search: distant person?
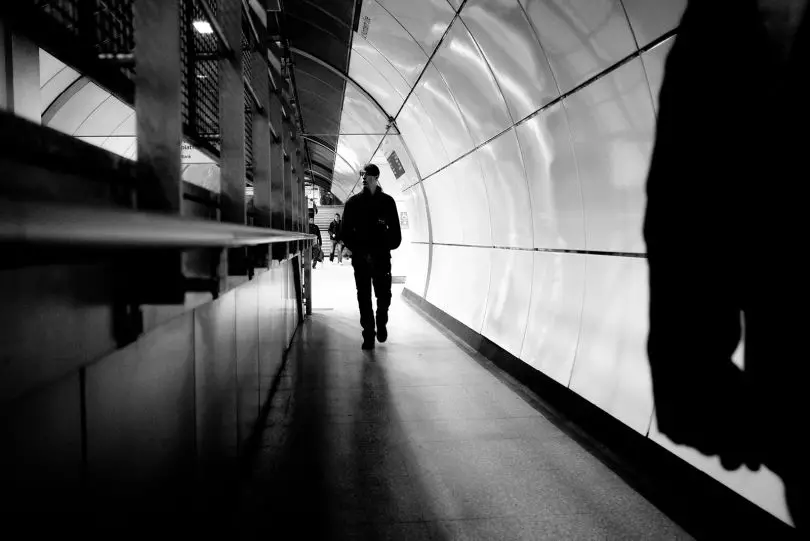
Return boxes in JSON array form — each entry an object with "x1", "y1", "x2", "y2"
[
  {"x1": 328, "y1": 213, "x2": 344, "y2": 264},
  {"x1": 341, "y1": 164, "x2": 402, "y2": 350},
  {"x1": 309, "y1": 216, "x2": 323, "y2": 269},
  {"x1": 644, "y1": 0, "x2": 809, "y2": 528}
]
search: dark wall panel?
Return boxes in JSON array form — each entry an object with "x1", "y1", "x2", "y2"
[
  {"x1": 4, "y1": 258, "x2": 300, "y2": 521},
  {"x1": 85, "y1": 312, "x2": 196, "y2": 510},
  {"x1": 0, "y1": 263, "x2": 116, "y2": 402},
  {"x1": 0, "y1": 372, "x2": 82, "y2": 513},
  {"x1": 236, "y1": 277, "x2": 260, "y2": 452},
  {"x1": 194, "y1": 290, "x2": 238, "y2": 473},
  {"x1": 258, "y1": 266, "x2": 285, "y2": 400}
]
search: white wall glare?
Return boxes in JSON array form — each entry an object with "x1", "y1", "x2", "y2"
[{"x1": 193, "y1": 20, "x2": 214, "y2": 34}]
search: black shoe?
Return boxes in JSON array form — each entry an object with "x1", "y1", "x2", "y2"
[
  {"x1": 376, "y1": 324, "x2": 387, "y2": 343},
  {"x1": 362, "y1": 337, "x2": 375, "y2": 350}
]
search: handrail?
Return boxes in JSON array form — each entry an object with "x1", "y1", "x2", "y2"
[{"x1": 0, "y1": 199, "x2": 314, "y2": 248}]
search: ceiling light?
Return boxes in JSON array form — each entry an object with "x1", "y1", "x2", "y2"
[{"x1": 193, "y1": 21, "x2": 214, "y2": 34}]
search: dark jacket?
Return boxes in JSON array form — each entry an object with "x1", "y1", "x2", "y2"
[
  {"x1": 643, "y1": 0, "x2": 809, "y2": 508},
  {"x1": 309, "y1": 223, "x2": 322, "y2": 245},
  {"x1": 341, "y1": 186, "x2": 401, "y2": 257},
  {"x1": 328, "y1": 219, "x2": 342, "y2": 242}
]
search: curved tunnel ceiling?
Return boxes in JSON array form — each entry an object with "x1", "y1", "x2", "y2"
[
  {"x1": 315, "y1": 0, "x2": 796, "y2": 527},
  {"x1": 39, "y1": 50, "x2": 219, "y2": 192}
]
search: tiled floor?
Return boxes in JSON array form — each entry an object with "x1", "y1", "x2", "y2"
[{"x1": 241, "y1": 261, "x2": 692, "y2": 540}]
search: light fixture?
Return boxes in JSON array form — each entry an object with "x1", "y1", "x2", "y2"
[{"x1": 193, "y1": 20, "x2": 213, "y2": 34}]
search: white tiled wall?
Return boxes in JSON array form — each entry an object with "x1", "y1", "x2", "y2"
[{"x1": 376, "y1": 0, "x2": 789, "y2": 525}]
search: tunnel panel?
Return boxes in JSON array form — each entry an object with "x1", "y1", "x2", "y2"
[
  {"x1": 349, "y1": 41, "x2": 411, "y2": 115},
  {"x1": 520, "y1": 0, "x2": 636, "y2": 94},
  {"x1": 85, "y1": 313, "x2": 196, "y2": 487},
  {"x1": 448, "y1": 151, "x2": 493, "y2": 246},
  {"x1": 404, "y1": 242, "x2": 431, "y2": 297},
  {"x1": 520, "y1": 251, "x2": 586, "y2": 385},
  {"x1": 236, "y1": 278, "x2": 260, "y2": 451},
  {"x1": 427, "y1": 245, "x2": 491, "y2": 332},
  {"x1": 360, "y1": 0, "x2": 429, "y2": 86},
  {"x1": 567, "y1": 255, "x2": 652, "y2": 434},
  {"x1": 46, "y1": 82, "x2": 109, "y2": 134},
  {"x1": 339, "y1": 84, "x2": 390, "y2": 135},
  {"x1": 39, "y1": 49, "x2": 65, "y2": 85},
  {"x1": 40, "y1": 67, "x2": 81, "y2": 115},
  {"x1": 401, "y1": 184, "x2": 430, "y2": 244},
  {"x1": 481, "y1": 248, "x2": 534, "y2": 357},
  {"x1": 431, "y1": 19, "x2": 513, "y2": 144},
  {"x1": 640, "y1": 36, "x2": 675, "y2": 114},
  {"x1": 376, "y1": 0, "x2": 456, "y2": 55},
  {"x1": 515, "y1": 103, "x2": 585, "y2": 250},
  {"x1": 621, "y1": 0, "x2": 686, "y2": 48},
  {"x1": 194, "y1": 291, "x2": 238, "y2": 463},
  {"x1": 462, "y1": 0, "x2": 559, "y2": 121},
  {"x1": 259, "y1": 267, "x2": 286, "y2": 401},
  {"x1": 397, "y1": 93, "x2": 451, "y2": 177},
  {"x1": 422, "y1": 168, "x2": 462, "y2": 244},
  {"x1": 475, "y1": 127, "x2": 534, "y2": 248},
  {"x1": 413, "y1": 62, "x2": 475, "y2": 163},
  {"x1": 74, "y1": 95, "x2": 132, "y2": 137},
  {"x1": 564, "y1": 58, "x2": 654, "y2": 254}
]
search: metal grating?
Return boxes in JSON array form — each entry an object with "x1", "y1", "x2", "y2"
[
  {"x1": 94, "y1": 0, "x2": 135, "y2": 67},
  {"x1": 243, "y1": 29, "x2": 254, "y2": 180},
  {"x1": 34, "y1": 0, "x2": 135, "y2": 78},
  {"x1": 186, "y1": 0, "x2": 221, "y2": 155},
  {"x1": 24, "y1": 0, "x2": 272, "y2": 176},
  {"x1": 33, "y1": 0, "x2": 80, "y2": 37}
]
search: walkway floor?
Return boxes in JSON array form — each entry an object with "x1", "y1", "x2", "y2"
[{"x1": 242, "y1": 260, "x2": 692, "y2": 540}]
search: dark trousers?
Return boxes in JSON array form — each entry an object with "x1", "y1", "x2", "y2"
[
  {"x1": 330, "y1": 240, "x2": 343, "y2": 263},
  {"x1": 352, "y1": 254, "x2": 392, "y2": 339}
]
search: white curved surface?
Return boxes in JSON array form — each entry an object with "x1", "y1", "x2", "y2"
[
  {"x1": 338, "y1": 0, "x2": 790, "y2": 525},
  {"x1": 515, "y1": 102, "x2": 585, "y2": 250}
]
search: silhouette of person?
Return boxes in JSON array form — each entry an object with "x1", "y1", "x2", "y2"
[
  {"x1": 644, "y1": 0, "x2": 809, "y2": 528},
  {"x1": 341, "y1": 164, "x2": 402, "y2": 350}
]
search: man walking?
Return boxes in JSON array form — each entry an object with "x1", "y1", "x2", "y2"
[
  {"x1": 328, "y1": 213, "x2": 344, "y2": 264},
  {"x1": 341, "y1": 164, "x2": 402, "y2": 350}
]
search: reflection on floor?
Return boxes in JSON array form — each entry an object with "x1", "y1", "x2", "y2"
[{"x1": 241, "y1": 260, "x2": 692, "y2": 540}]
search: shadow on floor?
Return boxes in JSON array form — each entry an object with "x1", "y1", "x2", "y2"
[{"x1": 237, "y1": 311, "x2": 447, "y2": 540}]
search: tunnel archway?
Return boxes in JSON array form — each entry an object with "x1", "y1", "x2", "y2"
[{"x1": 312, "y1": 0, "x2": 791, "y2": 527}]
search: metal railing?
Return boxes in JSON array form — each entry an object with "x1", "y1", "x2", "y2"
[
  {"x1": 12, "y1": 0, "x2": 286, "y2": 175},
  {"x1": 0, "y1": 199, "x2": 312, "y2": 249}
]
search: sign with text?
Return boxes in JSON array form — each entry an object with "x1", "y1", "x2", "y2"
[
  {"x1": 386, "y1": 150, "x2": 406, "y2": 179},
  {"x1": 182, "y1": 143, "x2": 215, "y2": 165},
  {"x1": 399, "y1": 211, "x2": 409, "y2": 229}
]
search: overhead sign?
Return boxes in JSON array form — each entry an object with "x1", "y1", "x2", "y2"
[
  {"x1": 182, "y1": 143, "x2": 215, "y2": 165},
  {"x1": 386, "y1": 150, "x2": 406, "y2": 179},
  {"x1": 360, "y1": 15, "x2": 371, "y2": 39}
]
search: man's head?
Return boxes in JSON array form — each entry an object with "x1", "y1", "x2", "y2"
[
  {"x1": 335, "y1": 213, "x2": 341, "y2": 220},
  {"x1": 361, "y1": 164, "x2": 380, "y2": 193}
]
